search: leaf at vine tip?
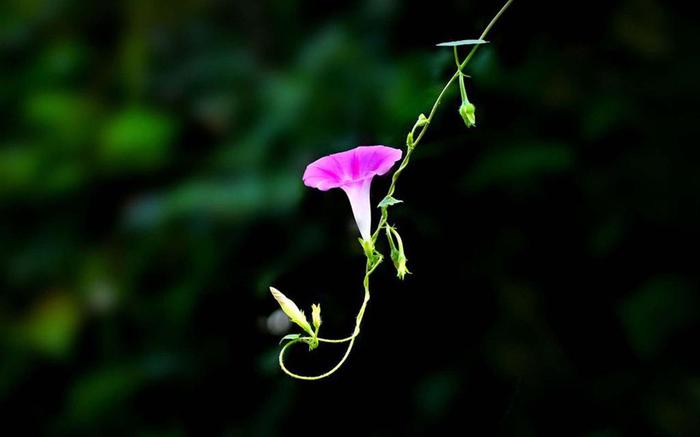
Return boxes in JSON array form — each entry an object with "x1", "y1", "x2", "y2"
[
  {"x1": 269, "y1": 287, "x2": 313, "y2": 335},
  {"x1": 436, "y1": 39, "x2": 488, "y2": 47},
  {"x1": 279, "y1": 334, "x2": 301, "y2": 345},
  {"x1": 378, "y1": 196, "x2": 403, "y2": 208}
]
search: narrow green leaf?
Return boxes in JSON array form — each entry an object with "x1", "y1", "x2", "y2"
[
  {"x1": 436, "y1": 39, "x2": 488, "y2": 47},
  {"x1": 279, "y1": 334, "x2": 301, "y2": 345},
  {"x1": 378, "y1": 196, "x2": 403, "y2": 208}
]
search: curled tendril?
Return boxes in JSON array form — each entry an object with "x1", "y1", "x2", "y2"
[
  {"x1": 275, "y1": 0, "x2": 514, "y2": 380},
  {"x1": 277, "y1": 253, "x2": 381, "y2": 380},
  {"x1": 279, "y1": 338, "x2": 356, "y2": 381}
]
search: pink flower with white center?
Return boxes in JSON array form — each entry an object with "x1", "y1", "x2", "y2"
[{"x1": 303, "y1": 145, "x2": 403, "y2": 241}]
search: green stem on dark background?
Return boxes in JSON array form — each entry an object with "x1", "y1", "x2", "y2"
[{"x1": 278, "y1": 0, "x2": 514, "y2": 381}]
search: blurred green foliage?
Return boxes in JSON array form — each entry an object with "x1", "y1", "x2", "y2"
[
  {"x1": 99, "y1": 107, "x2": 176, "y2": 171},
  {"x1": 1, "y1": 0, "x2": 699, "y2": 435}
]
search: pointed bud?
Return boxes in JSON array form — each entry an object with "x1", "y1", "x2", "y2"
[
  {"x1": 269, "y1": 287, "x2": 313, "y2": 335},
  {"x1": 311, "y1": 303, "x2": 322, "y2": 333},
  {"x1": 459, "y1": 101, "x2": 476, "y2": 128},
  {"x1": 386, "y1": 226, "x2": 411, "y2": 280},
  {"x1": 416, "y1": 113, "x2": 429, "y2": 127},
  {"x1": 390, "y1": 248, "x2": 410, "y2": 280}
]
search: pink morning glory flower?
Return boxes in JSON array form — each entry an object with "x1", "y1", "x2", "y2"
[{"x1": 303, "y1": 145, "x2": 403, "y2": 241}]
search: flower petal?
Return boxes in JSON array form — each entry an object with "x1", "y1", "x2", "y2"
[
  {"x1": 303, "y1": 145, "x2": 402, "y2": 191},
  {"x1": 302, "y1": 145, "x2": 402, "y2": 240},
  {"x1": 342, "y1": 178, "x2": 372, "y2": 241}
]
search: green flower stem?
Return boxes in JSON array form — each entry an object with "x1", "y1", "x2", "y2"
[
  {"x1": 461, "y1": 0, "x2": 514, "y2": 71},
  {"x1": 279, "y1": 337, "x2": 357, "y2": 380},
  {"x1": 278, "y1": 254, "x2": 381, "y2": 380},
  {"x1": 316, "y1": 336, "x2": 354, "y2": 344},
  {"x1": 459, "y1": 72, "x2": 468, "y2": 102},
  {"x1": 278, "y1": 0, "x2": 514, "y2": 381},
  {"x1": 374, "y1": 0, "x2": 513, "y2": 240}
]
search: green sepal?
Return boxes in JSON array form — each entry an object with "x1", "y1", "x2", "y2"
[
  {"x1": 359, "y1": 238, "x2": 383, "y2": 269},
  {"x1": 459, "y1": 102, "x2": 476, "y2": 128},
  {"x1": 306, "y1": 336, "x2": 319, "y2": 351},
  {"x1": 390, "y1": 246, "x2": 411, "y2": 280},
  {"x1": 359, "y1": 238, "x2": 374, "y2": 258}
]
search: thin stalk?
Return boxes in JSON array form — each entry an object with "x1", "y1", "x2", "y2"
[{"x1": 278, "y1": 0, "x2": 514, "y2": 380}]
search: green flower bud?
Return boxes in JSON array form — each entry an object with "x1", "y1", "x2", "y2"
[
  {"x1": 269, "y1": 287, "x2": 314, "y2": 336},
  {"x1": 311, "y1": 303, "x2": 322, "y2": 333},
  {"x1": 459, "y1": 101, "x2": 476, "y2": 128},
  {"x1": 390, "y1": 247, "x2": 411, "y2": 280},
  {"x1": 386, "y1": 226, "x2": 411, "y2": 280}
]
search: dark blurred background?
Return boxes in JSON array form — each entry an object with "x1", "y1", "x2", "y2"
[{"x1": 1, "y1": 0, "x2": 699, "y2": 435}]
